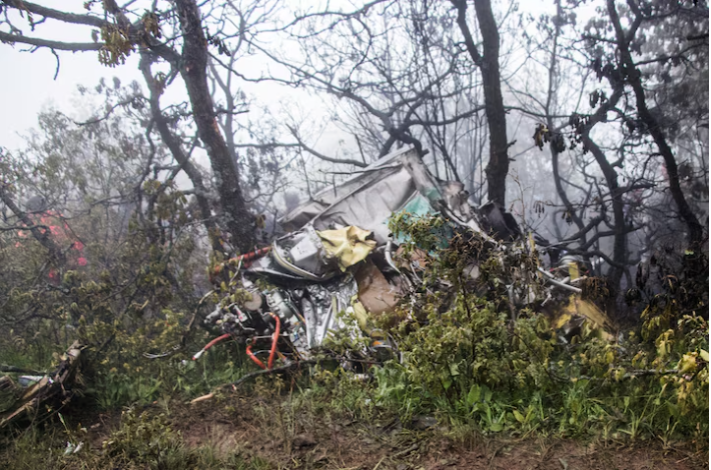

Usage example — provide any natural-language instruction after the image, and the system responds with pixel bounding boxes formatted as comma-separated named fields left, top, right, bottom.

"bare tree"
left=604, top=0, right=705, bottom=246
left=0, top=0, right=256, bottom=252
left=235, top=0, right=488, bottom=185
left=451, top=0, right=510, bottom=206
left=139, top=51, right=224, bottom=253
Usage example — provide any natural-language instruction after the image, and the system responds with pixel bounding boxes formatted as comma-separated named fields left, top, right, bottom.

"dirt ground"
left=74, top=393, right=708, bottom=470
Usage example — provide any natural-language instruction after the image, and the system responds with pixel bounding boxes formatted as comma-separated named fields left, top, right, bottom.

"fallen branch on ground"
left=0, top=341, right=83, bottom=427
left=218, top=359, right=321, bottom=390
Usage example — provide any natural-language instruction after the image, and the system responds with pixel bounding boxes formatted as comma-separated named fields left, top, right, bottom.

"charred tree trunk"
left=453, top=0, right=509, bottom=206
left=607, top=0, right=703, bottom=246
left=172, top=0, right=254, bottom=253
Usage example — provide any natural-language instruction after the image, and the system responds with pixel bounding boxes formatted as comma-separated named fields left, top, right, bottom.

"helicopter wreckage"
left=197, top=147, right=615, bottom=370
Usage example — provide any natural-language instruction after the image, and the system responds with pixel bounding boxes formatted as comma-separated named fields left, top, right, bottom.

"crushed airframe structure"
left=0, top=341, right=82, bottom=428
left=201, top=147, right=614, bottom=368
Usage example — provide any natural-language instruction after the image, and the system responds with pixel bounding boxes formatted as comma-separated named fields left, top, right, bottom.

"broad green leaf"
left=449, top=362, right=460, bottom=376
left=466, top=384, right=481, bottom=406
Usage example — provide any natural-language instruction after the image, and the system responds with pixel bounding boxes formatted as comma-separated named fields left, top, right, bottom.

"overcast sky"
left=1, top=46, right=140, bottom=149
left=0, top=0, right=561, bottom=162
left=0, top=0, right=355, bottom=157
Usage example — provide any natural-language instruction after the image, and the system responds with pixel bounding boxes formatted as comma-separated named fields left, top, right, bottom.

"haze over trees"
left=0, top=1, right=707, bottom=459
left=2, top=0, right=706, bottom=296
left=0, top=0, right=705, bottom=366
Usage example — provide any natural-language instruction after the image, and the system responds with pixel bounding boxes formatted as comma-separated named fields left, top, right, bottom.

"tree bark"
left=544, top=0, right=589, bottom=246
left=172, top=0, right=254, bottom=253
left=139, top=52, right=225, bottom=254
left=452, top=0, right=509, bottom=206
left=606, top=0, right=703, bottom=246
left=581, top=88, right=628, bottom=292
left=0, top=187, right=65, bottom=265
left=581, top=136, right=627, bottom=291
left=0, top=0, right=256, bottom=252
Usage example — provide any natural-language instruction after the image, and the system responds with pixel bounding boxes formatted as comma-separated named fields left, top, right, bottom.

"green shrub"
left=372, top=213, right=709, bottom=443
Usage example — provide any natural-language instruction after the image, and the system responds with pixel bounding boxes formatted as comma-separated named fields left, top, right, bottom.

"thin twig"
left=219, top=359, right=321, bottom=390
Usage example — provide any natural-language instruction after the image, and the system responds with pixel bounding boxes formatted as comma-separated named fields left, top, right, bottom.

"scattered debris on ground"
left=0, top=341, right=82, bottom=427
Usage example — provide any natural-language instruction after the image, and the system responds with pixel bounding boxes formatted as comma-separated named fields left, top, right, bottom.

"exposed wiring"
left=268, top=313, right=280, bottom=369
left=230, top=246, right=271, bottom=268
left=245, top=312, right=281, bottom=370
left=192, top=333, right=231, bottom=360
left=204, top=333, right=231, bottom=351
left=246, top=342, right=266, bottom=369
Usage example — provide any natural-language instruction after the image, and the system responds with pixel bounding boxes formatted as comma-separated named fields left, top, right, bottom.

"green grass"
left=0, top=411, right=273, bottom=470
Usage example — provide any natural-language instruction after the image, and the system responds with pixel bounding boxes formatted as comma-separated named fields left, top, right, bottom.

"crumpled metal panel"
left=281, top=147, right=445, bottom=244
left=282, top=146, right=495, bottom=245
left=302, top=276, right=359, bottom=350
